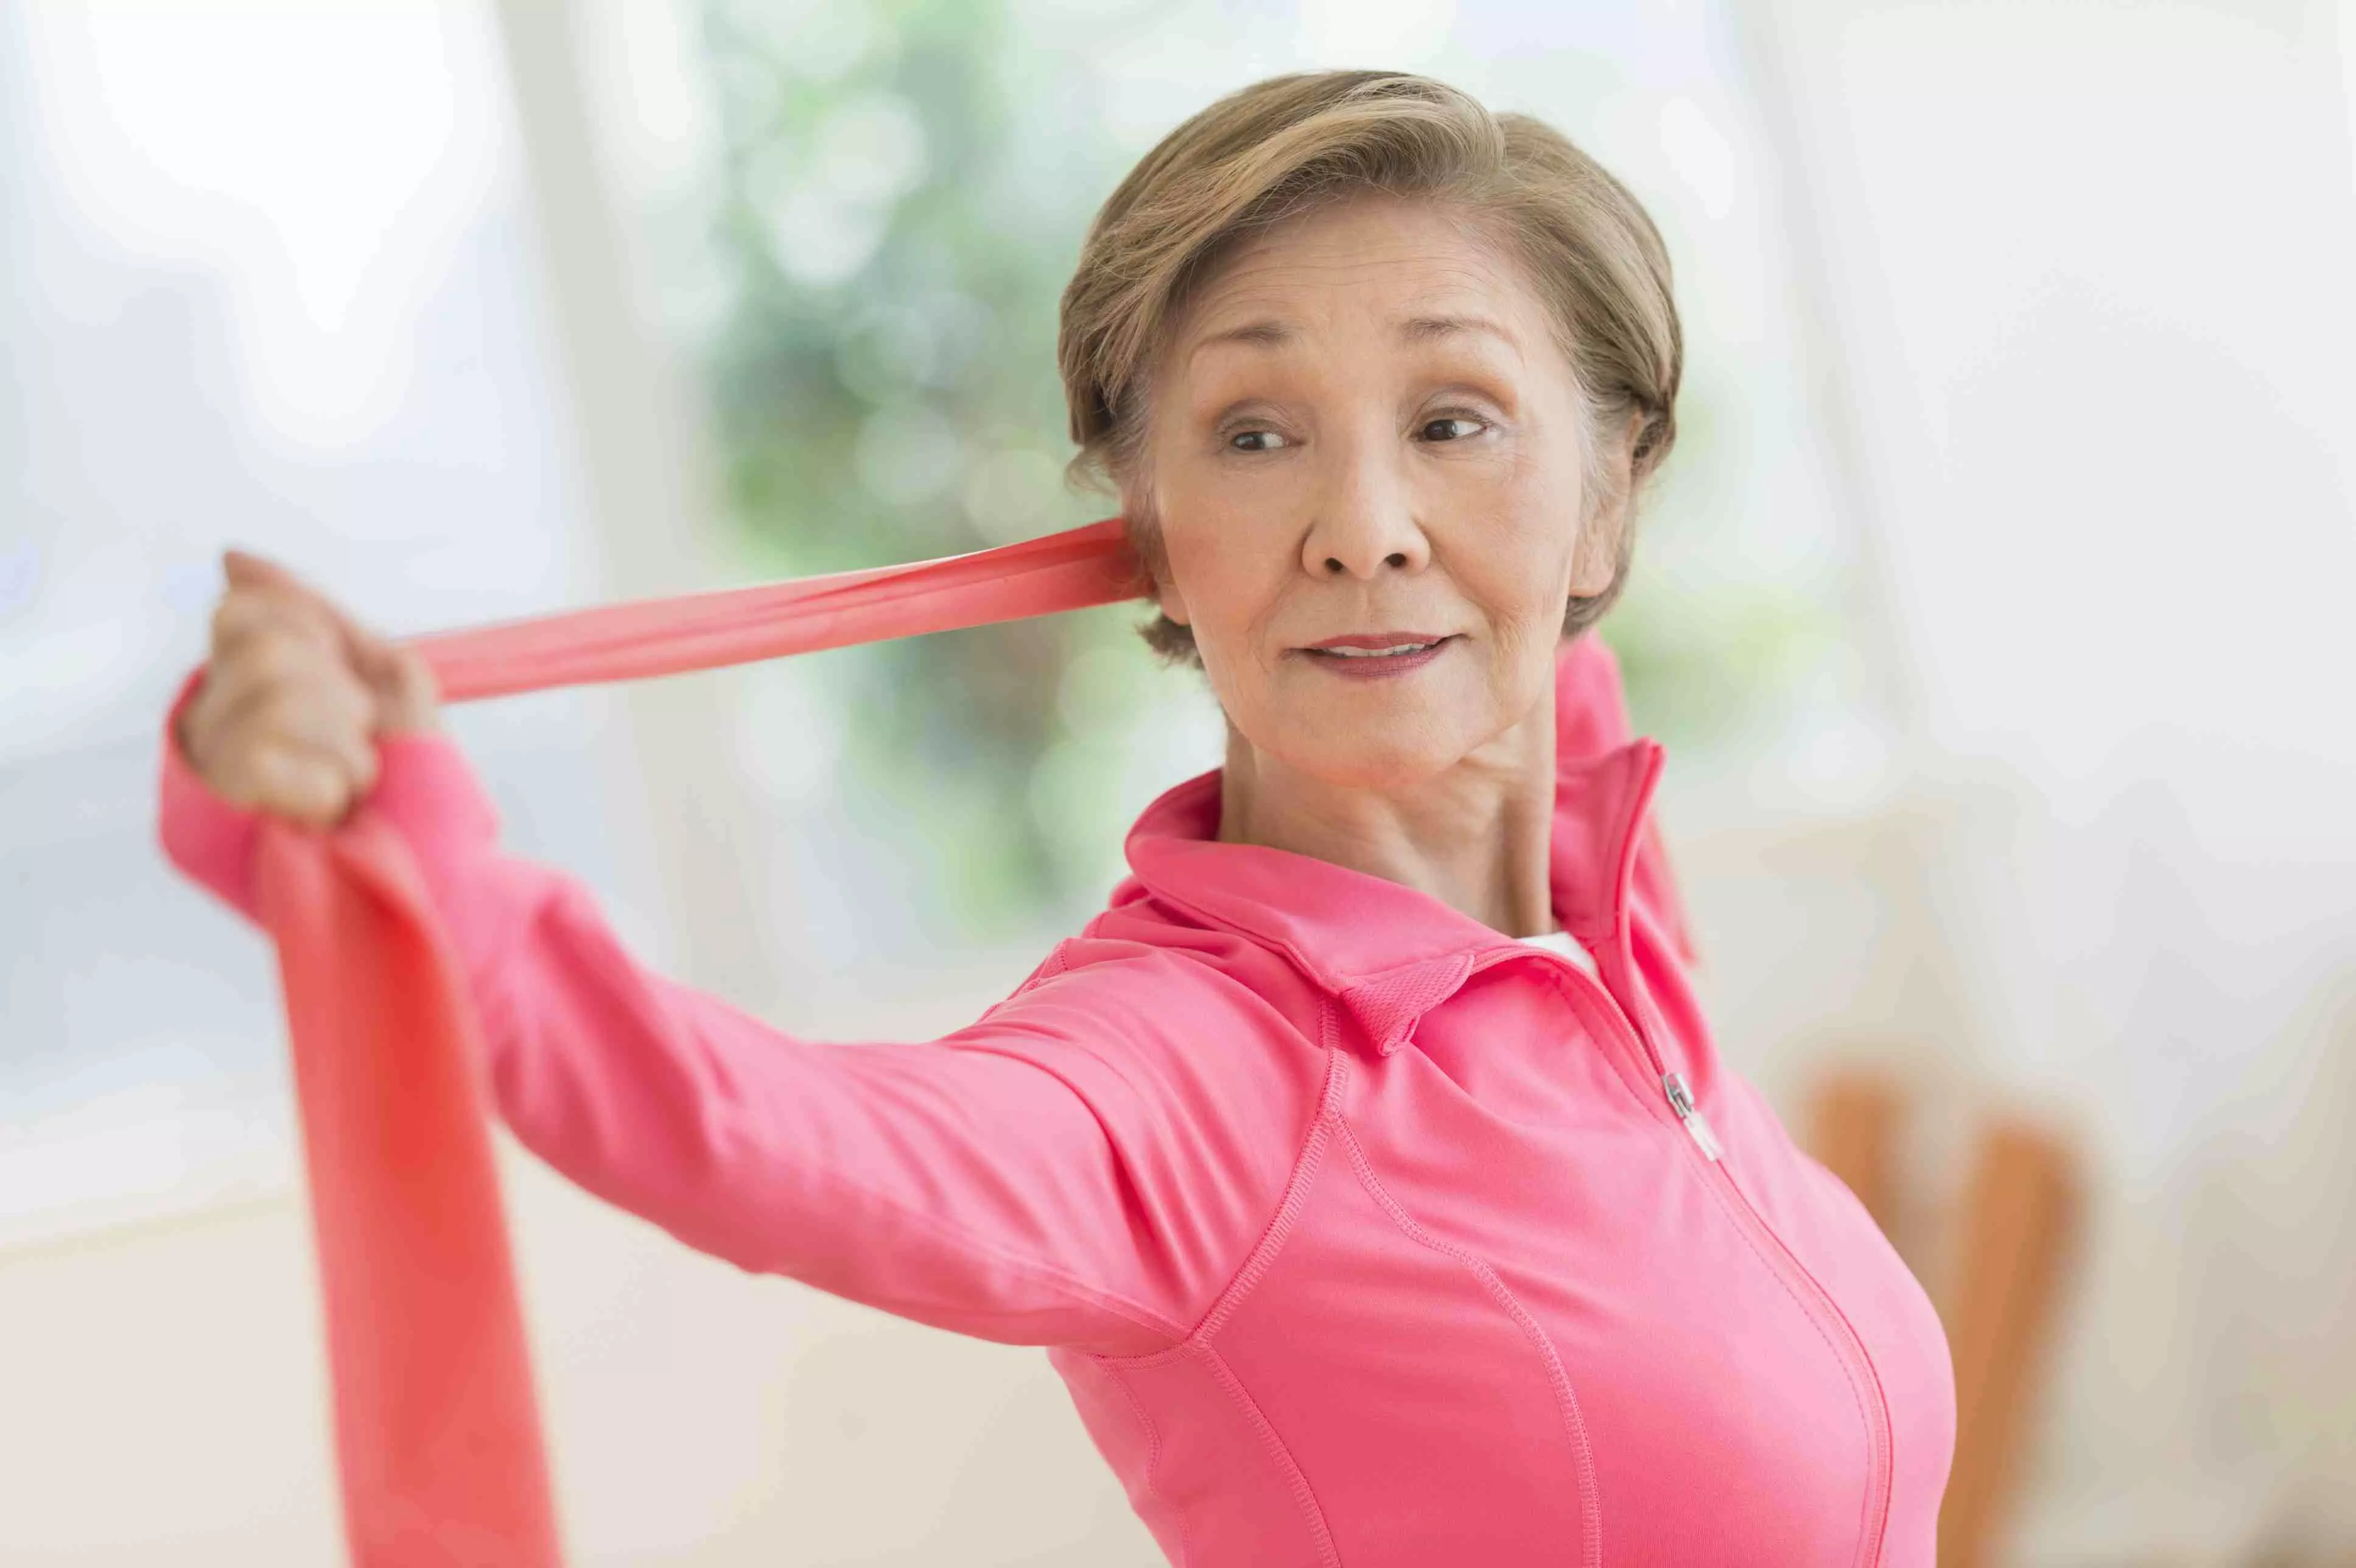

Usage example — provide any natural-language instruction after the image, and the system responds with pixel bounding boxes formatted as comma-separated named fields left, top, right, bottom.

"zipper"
left=1674, top=1073, right=1892, bottom=1568
left=1479, top=947, right=1725, bottom=1160
left=1485, top=936, right=1895, bottom=1568
left=1661, top=1070, right=1722, bottom=1161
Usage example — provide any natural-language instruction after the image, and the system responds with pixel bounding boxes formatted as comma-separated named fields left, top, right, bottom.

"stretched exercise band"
left=166, top=520, right=1145, bottom=1566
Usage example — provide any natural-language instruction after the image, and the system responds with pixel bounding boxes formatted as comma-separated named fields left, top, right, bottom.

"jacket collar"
left=1118, top=636, right=1666, bottom=1053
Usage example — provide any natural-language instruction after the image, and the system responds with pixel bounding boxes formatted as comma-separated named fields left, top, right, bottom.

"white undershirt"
left=1516, top=926, right=1599, bottom=981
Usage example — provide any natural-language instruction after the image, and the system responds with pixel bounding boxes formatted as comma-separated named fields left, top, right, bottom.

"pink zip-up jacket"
left=160, top=634, right=1955, bottom=1566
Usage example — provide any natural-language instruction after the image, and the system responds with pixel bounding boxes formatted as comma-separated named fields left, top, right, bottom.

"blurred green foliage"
left=694, top=0, right=1828, bottom=931
left=1602, top=359, right=1835, bottom=755
left=699, top=0, right=1146, bottom=929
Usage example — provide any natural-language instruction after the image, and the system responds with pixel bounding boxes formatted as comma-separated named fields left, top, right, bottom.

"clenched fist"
left=175, top=551, right=443, bottom=826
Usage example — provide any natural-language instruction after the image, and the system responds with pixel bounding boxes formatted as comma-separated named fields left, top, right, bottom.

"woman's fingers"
left=195, top=721, right=373, bottom=825
left=222, top=550, right=443, bottom=736
left=257, top=677, right=380, bottom=796
left=245, top=737, right=367, bottom=826
left=183, top=550, right=435, bottom=822
left=209, top=679, right=379, bottom=819
left=188, top=626, right=362, bottom=750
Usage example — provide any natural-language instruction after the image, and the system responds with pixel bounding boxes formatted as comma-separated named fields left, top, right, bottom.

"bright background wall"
left=5, top=2, right=2355, bottom=1563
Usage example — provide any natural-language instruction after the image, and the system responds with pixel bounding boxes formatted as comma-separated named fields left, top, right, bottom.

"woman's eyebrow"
left=1186, top=311, right=1520, bottom=362
left=1399, top=313, right=1518, bottom=352
left=1188, top=318, right=1295, bottom=360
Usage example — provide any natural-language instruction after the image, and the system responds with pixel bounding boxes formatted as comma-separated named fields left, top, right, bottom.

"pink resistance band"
left=215, top=519, right=1144, bottom=1566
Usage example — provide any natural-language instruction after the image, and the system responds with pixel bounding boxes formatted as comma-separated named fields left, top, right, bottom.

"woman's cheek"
left=1178, top=505, right=1281, bottom=637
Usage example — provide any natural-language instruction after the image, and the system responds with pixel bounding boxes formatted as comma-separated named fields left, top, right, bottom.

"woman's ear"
left=1568, top=517, right=1621, bottom=597
left=1569, top=410, right=1646, bottom=597
left=1129, top=494, right=1193, bottom=627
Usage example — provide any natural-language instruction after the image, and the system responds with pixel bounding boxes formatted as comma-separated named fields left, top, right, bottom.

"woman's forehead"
left=1176, top=206, right=1550, bottom=359
left=1184, top=310, right=1528, bottom=378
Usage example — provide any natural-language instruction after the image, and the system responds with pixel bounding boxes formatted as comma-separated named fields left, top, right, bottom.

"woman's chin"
left=1222, top=665, right=1495, bottom=789
left=1274, top=724, right=1467, bottom=793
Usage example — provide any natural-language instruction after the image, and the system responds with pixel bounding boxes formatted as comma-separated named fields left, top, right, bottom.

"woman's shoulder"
left=922, top=909, right=1336, bottom=1191
left=972, top=897, right=1333, bottom=1068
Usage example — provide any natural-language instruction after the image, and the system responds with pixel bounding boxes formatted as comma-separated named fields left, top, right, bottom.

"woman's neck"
left=1215, top=690, right=1560, bottom=939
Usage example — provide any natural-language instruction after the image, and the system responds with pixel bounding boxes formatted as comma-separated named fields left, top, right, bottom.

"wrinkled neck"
left=1215, top=692, right=1560, bottom=939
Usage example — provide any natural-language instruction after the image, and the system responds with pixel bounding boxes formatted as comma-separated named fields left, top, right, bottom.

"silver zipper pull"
left=1663, top=1071, right=1723, bottom=1161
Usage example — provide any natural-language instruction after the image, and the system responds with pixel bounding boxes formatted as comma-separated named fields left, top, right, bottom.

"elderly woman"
left=167, top=72, right=1953, bottom=1566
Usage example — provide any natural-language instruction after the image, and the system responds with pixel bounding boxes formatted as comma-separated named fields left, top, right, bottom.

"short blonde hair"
left=1057, top=70, right=1683, bottom=662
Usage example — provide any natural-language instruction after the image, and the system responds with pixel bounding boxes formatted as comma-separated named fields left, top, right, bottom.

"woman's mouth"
left=1300, top=633, right=1458, bottom=679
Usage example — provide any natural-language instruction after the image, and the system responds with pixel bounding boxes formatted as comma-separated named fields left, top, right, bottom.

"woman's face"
left=1141, top=196, right=1622, bottom=791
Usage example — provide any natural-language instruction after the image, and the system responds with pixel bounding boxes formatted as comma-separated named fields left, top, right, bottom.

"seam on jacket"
left=1608, top=747, right=1647, bottom=936
left=1118, top=881, right=1350, bottom=999
left=1026, top=941, right=1075, bottom=988
left=1334, top=1119, right=1602, bottom=1568
left=710, top=1107, right=1191, bottom=1345
left=1524, top=961, right=1672, bottom=1132
left=1518, top=943, right=1891, bottom=1566
left=1523, top=937, right=1889, bottom=1566
left=1197, top=1340, right=1341, bottom=1568
left=1090, top=1004, right=1350, bottom=1370
left=1678, top=1124, right=1886, bottom=1568
left=1621, top=942, right=1893, bottom=1566
left=1106, top=1362, right=1190, bottom=1568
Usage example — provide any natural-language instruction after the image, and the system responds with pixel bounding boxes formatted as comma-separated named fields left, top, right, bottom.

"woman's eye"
left=1228, top=429, right=1290, bottom=453
left=1419, top=416, right=1487, bottom=443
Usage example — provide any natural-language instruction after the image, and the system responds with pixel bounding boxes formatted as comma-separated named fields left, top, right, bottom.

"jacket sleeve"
left=156, top=688, right=1316, bottom=1360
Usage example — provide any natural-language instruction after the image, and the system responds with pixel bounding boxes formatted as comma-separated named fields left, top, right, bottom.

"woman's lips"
left=1298, top=632, right=1458, bottom=679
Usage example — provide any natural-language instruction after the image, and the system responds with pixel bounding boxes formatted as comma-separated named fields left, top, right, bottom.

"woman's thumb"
left=222, top=548, right=307, bottom=595
left=222, top=550, right=350, bottom=639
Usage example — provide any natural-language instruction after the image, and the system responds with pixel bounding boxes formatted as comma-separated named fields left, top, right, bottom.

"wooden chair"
left=1804, top=1068, right=1907, bottom=1237
left=1803, top=1070, right=2081, bottom=1568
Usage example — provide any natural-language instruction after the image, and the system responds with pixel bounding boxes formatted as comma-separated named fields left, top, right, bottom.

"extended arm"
left=160, top=709, right=1314, bottom=1360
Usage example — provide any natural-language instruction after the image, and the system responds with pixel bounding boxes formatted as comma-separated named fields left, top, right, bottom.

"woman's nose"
left=1299, top=443, right=1431, bottom=581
